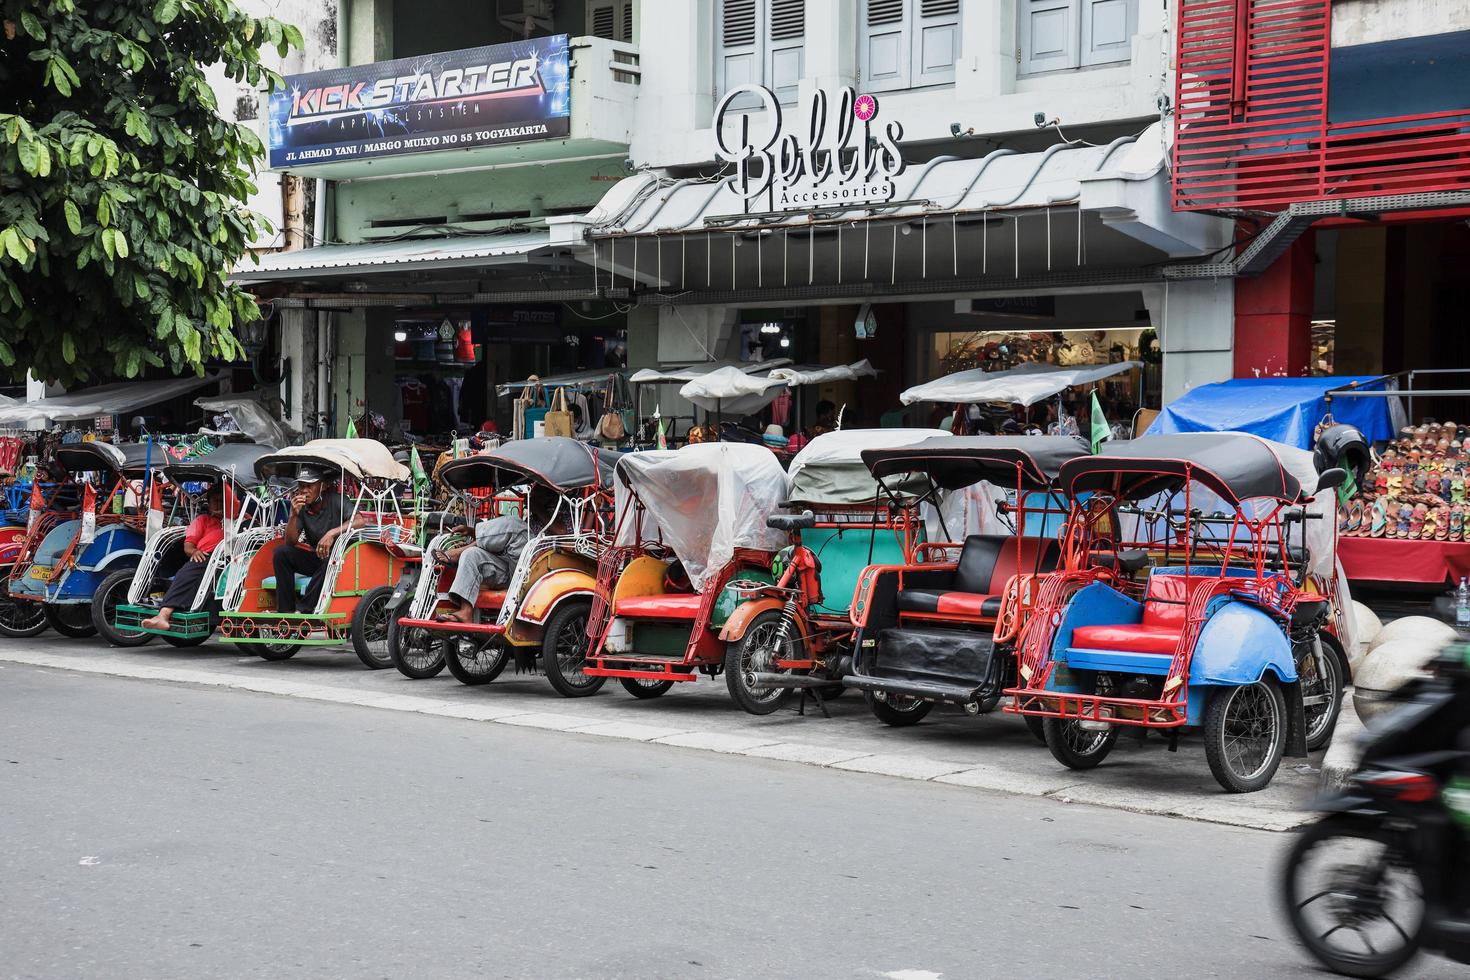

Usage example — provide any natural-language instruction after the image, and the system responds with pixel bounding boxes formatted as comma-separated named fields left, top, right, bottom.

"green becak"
left=0, top=0, right=302, bottom=385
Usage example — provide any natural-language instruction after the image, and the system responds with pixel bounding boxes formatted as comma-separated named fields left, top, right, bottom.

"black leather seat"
left=897, top=534, right=1060, bottom=619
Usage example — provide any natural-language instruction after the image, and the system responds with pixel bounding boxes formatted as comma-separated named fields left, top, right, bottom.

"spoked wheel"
left=350, top=585, right=395, bottom=670
left=865, top=691, right=934, bottom=727
left=446, top=634, right=510, bottom=686
left=92, top=569, right=152, bottom=647
left=44, top=603, right=97, bottom=638
left=620, top=677, right=674, bottom=699
left=541, top=602, right=605, bottom=698
left=1282, top=816, right=1425, bottom=977
left=0, top=590, right=49, bottom=638
left=1205, top=679, right=1287, bottom=793
left=1299, top=637, right=1346, bottom=752
left=387, top=618, right=448, bottom=679
left=723, top=610, right=795, bottom=715
left=1043, top=717, right=1119, bottom=770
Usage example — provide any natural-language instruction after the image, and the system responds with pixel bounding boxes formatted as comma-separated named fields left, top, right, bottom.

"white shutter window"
left=718, top=0, right=761, bottom=104
left=912, top=0, right=960, bottom=87
left=767, top=0, right=805, bottom=105
left=619, top=0, right=634, bottom=42
left=861, top=0, right=910, bottom=92
left=586, top=0, right=634, bottom=42
left=1019, top=0, right=1080, bottom=75
left=1080, top=0, right=1134, bottom=66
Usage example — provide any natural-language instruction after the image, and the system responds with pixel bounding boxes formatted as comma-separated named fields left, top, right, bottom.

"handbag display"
left=596, top=379, right=626, bottom=442
left=543, top=387, right=574, bottom=438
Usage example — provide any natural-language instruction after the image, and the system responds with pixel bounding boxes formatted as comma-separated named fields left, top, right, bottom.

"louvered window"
left=1019, top=0, right=1135, bottom=76
left=860, top=0, right=960, bottom=92
left=717, top=0, right=805, bottom=105
left=586, top=0, right=634, bottom=43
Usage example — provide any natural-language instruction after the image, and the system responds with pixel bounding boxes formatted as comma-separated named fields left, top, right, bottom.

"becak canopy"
left=163, top=443, right=273, bottom=489
left=1059, top=432, right=1304, bottom=506
left=54, top=441, right=169, bottom=476
left=613, top=442, right=789, bottom=590
left=863, top=435, right=1088, bottom=491
left=787, top=429, right=952, bottom=504
left=439, top=437, right=621, bottom=493
left=255, top=439, right=410, bottom=483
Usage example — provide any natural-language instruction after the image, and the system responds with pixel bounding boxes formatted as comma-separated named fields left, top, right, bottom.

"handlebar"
left=767, top=510, right=816, bottom=532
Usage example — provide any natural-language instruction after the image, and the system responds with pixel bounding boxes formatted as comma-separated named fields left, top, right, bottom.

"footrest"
left=114, top=605, right=213, bottom=639
left=217, top=612, right=349, bottom=644
left=871, top=627, right=997, bottom=689
left=844, top=673, right=983, bottom=704
left=396, top=617, right=505, bottom=635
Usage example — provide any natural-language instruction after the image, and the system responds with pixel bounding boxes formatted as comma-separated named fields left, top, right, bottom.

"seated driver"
left=274, top=466, right=363, bottom=614
left=439, top=486, right=563, bottom=624
left=141, top=485, right=225, bottom=631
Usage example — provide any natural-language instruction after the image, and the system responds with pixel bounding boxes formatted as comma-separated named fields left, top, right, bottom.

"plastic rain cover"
left=787, top=429, right=951, bottom=505
left=900, top=361, right=1142, bottom=408
left=614, top=442, right=789, bottom=590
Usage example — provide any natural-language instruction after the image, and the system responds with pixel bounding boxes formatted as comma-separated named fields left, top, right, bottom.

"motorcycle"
left=1280, top=613, right=1470, bottom=976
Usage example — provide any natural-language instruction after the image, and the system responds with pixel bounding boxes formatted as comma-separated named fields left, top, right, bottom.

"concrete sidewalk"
left=0, top=633, right=1329, bottom=831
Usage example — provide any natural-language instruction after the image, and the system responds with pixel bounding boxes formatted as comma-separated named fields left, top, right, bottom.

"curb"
left=0, top=649, right=1312, bottom=832
left=1318, top=692, right=1365, bottom=793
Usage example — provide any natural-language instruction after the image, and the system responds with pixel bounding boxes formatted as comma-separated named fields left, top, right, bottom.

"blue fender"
left=1189, top=599, right=1296, bottom=687
left=75, top=525, right=146, bottom=571
left=1044, top=581, right=1142, bottom=692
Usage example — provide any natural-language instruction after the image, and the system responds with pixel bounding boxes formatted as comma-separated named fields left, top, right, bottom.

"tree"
left=0, top=0, right=301, bottom=386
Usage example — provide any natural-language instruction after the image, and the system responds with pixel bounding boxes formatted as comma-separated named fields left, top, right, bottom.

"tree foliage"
left=0, top=0, right=301, bottom=386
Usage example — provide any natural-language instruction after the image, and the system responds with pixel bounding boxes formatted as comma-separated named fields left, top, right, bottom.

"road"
left=3, top=664, right=1454, bottom=980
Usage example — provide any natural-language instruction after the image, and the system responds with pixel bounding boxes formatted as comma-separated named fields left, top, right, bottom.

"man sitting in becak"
left=438, top=486, right=562, bottom=624
left=141, top=485, right=225, bottom=632
left=273, top=466, right=364, bottom=614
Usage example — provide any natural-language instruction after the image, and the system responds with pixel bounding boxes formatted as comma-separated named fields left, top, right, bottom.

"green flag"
left=1090, top=391, right=1111, bottom=454
left=655, top=413, right=667, bottom=450
left=344, top=416, right=358, bottom=439
left=409, top=445, right=426, bottom=485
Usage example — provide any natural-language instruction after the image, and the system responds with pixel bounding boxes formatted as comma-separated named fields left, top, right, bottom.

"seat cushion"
left=953, top=534, right=1063, bottom=595
left=1141, top=573, right=1192, bottom=626
left=615, top=593, right=703, bottom=619
left=896, top=588, right=1001, bottom=619
left=260, top=574, right=313, bottom=593
left=475, top=589, right=508, bottom=610
left=1072, top=623, right=1183, bottom=655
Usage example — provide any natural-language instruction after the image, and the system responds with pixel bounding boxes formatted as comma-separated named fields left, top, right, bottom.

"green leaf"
left=97, top=195, right=111, bottom=228
left=100, top=228, right=116, bottom=261
left=62, top=334, right=76, bottom=364
left=19, top=11, right=44, bottom=40
left=0, top=338, right=14, bottom=366
left=63, top=201, right=82, bottom=235
left=112, top=230, right=129, bottom=259
left=16, top=137, right=39, bottom=175
left=155, top=0, right=181, bottom=25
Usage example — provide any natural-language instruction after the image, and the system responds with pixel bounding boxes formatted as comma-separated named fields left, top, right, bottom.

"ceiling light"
left=393, top=330, right=407, bottom=342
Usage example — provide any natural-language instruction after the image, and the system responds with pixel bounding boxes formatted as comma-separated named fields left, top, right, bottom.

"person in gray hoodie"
left=439, top=486, right=563, bottom=624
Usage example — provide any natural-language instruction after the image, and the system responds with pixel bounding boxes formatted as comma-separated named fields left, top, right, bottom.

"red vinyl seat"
left=896, top=535, right=1059, bottom=622
left=615, top=593, right=703, bottom=619
left=1071, top=574, right=1193, bottom=654
left=475, top=589, right=508, bottom=609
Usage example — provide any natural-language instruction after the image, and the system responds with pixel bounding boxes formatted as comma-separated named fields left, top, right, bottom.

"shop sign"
left=267, top=36, right=571, bottom=169
left=713, top=85, right=906, bottom=214
left=964, top=297, right=1057, bottom=319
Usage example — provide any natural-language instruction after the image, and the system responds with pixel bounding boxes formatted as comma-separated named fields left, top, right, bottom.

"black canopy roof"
left=162, top=443, right=271, bottom=488
left=862, top=436, right=1088, bottom=491
left=1057, top=433, right=1304, bottom=506
left=439, top=438, right=620, bottom=493
left=54, top=441, right=167, bottom=476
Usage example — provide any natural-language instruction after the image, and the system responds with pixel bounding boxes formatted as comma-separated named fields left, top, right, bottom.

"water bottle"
left=1457, top=576, right=1470, bottom=628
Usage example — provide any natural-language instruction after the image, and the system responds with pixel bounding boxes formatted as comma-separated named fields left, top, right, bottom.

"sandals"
left=1370, top=498, right=1389, bottom=537
left=1436, top=506, right=1451, bottom=540
left=1410, top=503, right=1428, bottom=540
left=1452, top=505, right=1465, bottom=543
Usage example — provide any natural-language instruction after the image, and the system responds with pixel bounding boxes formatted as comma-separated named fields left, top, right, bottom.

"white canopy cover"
left=628, top=358, right=791, bottom=385
left=678, top=360, right=878, bottom=415
left=257, top=439, right=409, bottom=483
left=614, top=442, right=789, bottom=590
left=787, top=428, right=951, bottom=504
left=900, top=361, right=1142, bottom=408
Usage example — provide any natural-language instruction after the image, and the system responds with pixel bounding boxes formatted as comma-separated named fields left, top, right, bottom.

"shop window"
left=717, top=0, right=806, bottom=105
left=860, top=0, right=961, bottom=92
left=586, top=0, right=634, bottom=42
left=1019, top=0, right=1135, bottom=76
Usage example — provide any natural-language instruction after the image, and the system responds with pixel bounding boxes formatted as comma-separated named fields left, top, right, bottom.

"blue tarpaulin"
left=1145, top=377, right=1396, bottom=449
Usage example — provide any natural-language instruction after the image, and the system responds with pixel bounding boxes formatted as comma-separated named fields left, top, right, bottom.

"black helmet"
left=1314, top=423, right=1370, bottom=487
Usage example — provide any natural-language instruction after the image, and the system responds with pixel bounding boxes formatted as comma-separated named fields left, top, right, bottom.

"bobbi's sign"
left=713, top=85, right=906, bottom=213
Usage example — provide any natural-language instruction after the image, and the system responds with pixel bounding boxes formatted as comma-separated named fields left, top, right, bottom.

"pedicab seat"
left=475, top=589, right=508, bottom=609
left=615, top=593, right=703, bottom=619
left=895, top=534, right=1060, bottom=620
left=260, top=574, right=314, bottom=594
left=1071, top=573, right=1192, bottom=656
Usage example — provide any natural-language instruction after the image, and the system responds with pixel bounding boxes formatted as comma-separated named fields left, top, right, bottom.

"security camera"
left=1033, top=112, right=1048, bottom=128
left=623, top=157, right=636, bottom=174
left=950, top=122, right=963, bottom=137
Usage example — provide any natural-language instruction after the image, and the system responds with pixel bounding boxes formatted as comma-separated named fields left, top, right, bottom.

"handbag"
left=596, top=380, right=626, bottom=442
left=543, top=387, right=574, bottom=438
left=520, top=382, right=549, bottom=437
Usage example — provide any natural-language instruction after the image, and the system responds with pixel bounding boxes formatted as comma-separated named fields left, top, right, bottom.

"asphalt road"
left=2, top=664, right=1456, bottom=980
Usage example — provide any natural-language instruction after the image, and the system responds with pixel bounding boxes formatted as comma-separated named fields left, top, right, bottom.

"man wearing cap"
left=273, top=466, right=358, bottom=613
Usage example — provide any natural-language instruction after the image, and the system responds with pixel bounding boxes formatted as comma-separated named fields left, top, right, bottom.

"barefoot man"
left=141, top=485, right=225, bottom=631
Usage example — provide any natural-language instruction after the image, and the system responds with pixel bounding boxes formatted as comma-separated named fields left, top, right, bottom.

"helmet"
left=1314, top=423, right=1371, bottom=488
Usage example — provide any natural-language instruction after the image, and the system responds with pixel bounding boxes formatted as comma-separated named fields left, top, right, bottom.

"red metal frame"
left=1172, top=0, right=1470, bottom=212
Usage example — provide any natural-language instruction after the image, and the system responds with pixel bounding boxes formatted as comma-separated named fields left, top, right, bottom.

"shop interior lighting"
left=779, top=337, right=791, bottom=348
left=759, top=322, right=782, bottom=334
left=393, top=330, right=408, bottom=342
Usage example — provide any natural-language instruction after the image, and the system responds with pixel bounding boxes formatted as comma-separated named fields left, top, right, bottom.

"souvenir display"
left=1340, top=421, right=1470, bottom=541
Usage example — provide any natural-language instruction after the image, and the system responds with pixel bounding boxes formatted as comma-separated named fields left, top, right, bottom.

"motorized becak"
left=99, top=442, right=276, bottom=648
left=1280, top=627, right=1470, bottom=978
left=723, top=428, right=950, bottom=714
left=584, top=442, right=790, bottom=703
left=388, top=437, right=620, bottom=692
left=841, top=436, right=1090, bottom=728
left=1007, top=433, right=1349, bottom=793
left=216, top=439, right=413, bottom=666
left=6, top=441, right=167, bottom=638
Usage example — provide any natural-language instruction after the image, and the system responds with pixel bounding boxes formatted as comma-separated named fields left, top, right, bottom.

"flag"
left=344, top=416, right=358, bottom=439
left=1090, top=391, right=1112, bottom=454
left=655, top=409, right=667, bottom=450
left=409, top=445, right=428, bottom=546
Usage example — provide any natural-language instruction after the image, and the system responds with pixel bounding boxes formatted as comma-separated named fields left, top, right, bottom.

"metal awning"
left=0, top=374, right=223, bottom=425
left=231, top=229, right=554, bottom=284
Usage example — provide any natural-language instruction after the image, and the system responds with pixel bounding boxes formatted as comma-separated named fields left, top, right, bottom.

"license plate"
left=28, top=565, right=52, bottom=580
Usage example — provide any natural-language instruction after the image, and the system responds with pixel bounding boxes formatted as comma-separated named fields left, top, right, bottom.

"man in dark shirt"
left=272, top=466, right=359, bottom=613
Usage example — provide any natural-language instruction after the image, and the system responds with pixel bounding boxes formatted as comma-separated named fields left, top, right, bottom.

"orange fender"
left=517, top=567, right=597, bottom=626
left=718, top=597, right=808, bottom=644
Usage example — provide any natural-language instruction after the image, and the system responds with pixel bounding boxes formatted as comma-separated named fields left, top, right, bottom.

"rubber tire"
left=620, top=677, right=674, bottom=699
left=541, top=601, right=605, bottom=698
left=723, top=610, right=796, bottom=716
left=44, top=603, right=97, bottom=638
left=1280, top=815, right=1425, bottom=978
left=350, top=585, right=395, bottom=670
left=0, top=590, right=49, bottom=638
left=865, top=690, right=934, bottom=727
left=1303, top=635, right=1347, bottom=752
left=91, top=569, right=152, bottom=647
left=234, top=640, right=299, bottom=661
left=1204, top=679, right=1288, bottom=793
left=161, top=632, right=210, bottom=648
left=1023, top=713, right=1047, bottom=744
left=1043, top=717, right=1119, bottom=770
left=387, top=617, right=448, bottom=679
left=445, top=635, right=510, bottom=686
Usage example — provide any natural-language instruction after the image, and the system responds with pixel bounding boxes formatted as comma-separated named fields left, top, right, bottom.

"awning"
left=231, top=229, right=553, bottom=284
left=678, top=359, right=879, bottom=414
left=900, top=361, right=1141, bottom=408
left=0, top=374, right=223, bottom=426
left=629, top=358, right=792, bottom=385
